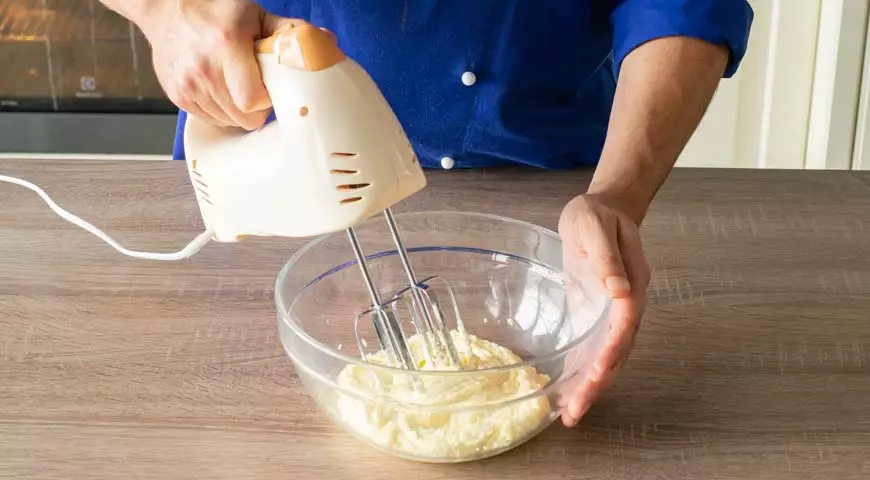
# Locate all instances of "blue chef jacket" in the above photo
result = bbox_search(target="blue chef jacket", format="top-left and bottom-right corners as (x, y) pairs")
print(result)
(172, 0), (753, 170)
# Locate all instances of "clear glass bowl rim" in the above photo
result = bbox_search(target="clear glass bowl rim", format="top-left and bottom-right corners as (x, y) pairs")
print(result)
(274, 210), (611, 376)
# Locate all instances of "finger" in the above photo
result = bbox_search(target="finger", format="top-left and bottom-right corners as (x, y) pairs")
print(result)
(171, 60), (232, 127)
(594, 299), (640, 375)
(559, 331), (621, 427)
(181, 102), (222, 126)
(192, 89), (234, 127)
(318, 26), (337, 42)
(222, 38), (272, 118)
(563, 372), (614, 427)
(576, 216), (631, 298)
(174, 88), (231, 127)
(566, 379), (599, 423)
(617, 217), (651, 294)
(260, 15), (306, 38)
(259, 15), (334, 41)
(583, 217), (647, 375)
(161, 69), (228, 127)
(209, 73), (269, 130)
(591, 218), (648, 373)
(565, 288), (643, 427)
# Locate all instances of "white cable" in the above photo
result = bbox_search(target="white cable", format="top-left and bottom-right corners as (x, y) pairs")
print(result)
(0, 174), (214, 261)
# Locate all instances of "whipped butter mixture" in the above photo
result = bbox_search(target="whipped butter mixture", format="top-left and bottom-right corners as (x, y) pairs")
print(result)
(335, 328), (552, 459)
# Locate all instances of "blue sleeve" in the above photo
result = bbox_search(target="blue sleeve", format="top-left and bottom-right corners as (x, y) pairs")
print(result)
(173, 110), (187, 160)
(252, 0), (310, 17)
(610, 0), (754, 78)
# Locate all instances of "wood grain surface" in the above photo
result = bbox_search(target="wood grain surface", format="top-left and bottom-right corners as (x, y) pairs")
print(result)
(1, 159), (869, 479)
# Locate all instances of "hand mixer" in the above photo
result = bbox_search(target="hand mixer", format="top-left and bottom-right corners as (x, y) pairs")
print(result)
(0, 21), (459, 370)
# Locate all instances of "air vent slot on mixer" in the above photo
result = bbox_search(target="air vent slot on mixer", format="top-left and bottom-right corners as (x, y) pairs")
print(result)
(336, 183), (370, 191)
(197, 187), (212, 205)
(191, 175), (212, 205)
(331, 153), (363, 205)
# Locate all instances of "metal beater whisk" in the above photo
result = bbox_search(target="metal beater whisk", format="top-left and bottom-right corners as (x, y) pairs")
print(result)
(348, 209), (460, 370)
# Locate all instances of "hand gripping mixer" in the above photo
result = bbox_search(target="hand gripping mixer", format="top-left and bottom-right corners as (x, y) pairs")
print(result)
(0, 21), (458, 370)
(185, 22), (460, 369)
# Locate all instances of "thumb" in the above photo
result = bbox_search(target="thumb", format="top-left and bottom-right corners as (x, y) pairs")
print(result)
(260, 15), (307, 38)
(579, 218), (632, 298)
(220, 16), (309, 116)
(222, 38), (271, 114)
(261, 15), (337, 44)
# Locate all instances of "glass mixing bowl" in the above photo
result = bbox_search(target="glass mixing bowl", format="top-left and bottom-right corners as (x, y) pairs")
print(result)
(276, 211), (610, 463)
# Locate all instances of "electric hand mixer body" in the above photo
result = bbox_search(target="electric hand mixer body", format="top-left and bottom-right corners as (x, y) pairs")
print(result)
(183, 23), (423, 241)
(184, 23), (459, 370)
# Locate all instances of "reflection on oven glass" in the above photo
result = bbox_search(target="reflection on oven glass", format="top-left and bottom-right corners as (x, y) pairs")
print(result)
(0, 0), (176, 113)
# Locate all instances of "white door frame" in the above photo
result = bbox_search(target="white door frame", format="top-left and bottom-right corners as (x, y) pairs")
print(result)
(752, 0), (822, 169)
(852, 2), (870, 171)
(805, 0), (870, 170)
(677, 0), (822, 169)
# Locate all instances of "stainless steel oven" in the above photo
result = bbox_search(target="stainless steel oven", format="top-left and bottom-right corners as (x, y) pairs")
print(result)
(0, 0), (177, 157)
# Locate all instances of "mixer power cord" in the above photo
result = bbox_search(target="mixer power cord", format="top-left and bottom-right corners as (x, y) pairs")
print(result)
(0, 175), (214, 261)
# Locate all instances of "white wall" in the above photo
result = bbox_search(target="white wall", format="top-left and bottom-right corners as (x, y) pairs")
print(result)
(851, 2), (870, 171)
(678, 0), (870, 170)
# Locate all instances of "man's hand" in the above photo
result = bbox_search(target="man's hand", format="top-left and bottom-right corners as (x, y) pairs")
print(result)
(555, 36), (728, 426)
(142, 0), (278, 130)
(100, 0), (302, 130)
(558, 193), (650, 427)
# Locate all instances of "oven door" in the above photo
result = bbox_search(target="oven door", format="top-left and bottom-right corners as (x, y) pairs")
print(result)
(0, 0), (178, 158)
(0, 112), (177, 157)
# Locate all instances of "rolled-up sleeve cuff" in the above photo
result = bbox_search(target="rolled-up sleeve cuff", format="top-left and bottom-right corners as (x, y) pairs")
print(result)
(611, 0), (754, 78)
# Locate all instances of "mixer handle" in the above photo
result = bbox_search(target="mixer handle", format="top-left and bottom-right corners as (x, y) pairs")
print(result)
(254, 20), (345, 72)
(182, 18), (348, 184)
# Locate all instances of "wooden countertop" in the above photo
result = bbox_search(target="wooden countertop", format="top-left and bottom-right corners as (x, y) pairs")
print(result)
(2, 159), (870, 479)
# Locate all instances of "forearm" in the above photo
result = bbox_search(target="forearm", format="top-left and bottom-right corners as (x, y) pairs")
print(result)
(588, 36), (729, 224)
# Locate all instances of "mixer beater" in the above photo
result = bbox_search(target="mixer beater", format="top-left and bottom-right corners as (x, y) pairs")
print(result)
(349, 209), (461, 370)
